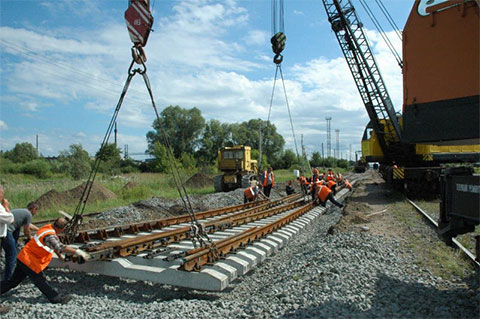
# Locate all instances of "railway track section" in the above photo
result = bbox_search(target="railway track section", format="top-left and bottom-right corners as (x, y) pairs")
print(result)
(51, 185), (353, 291)
(407, 199), (480, 268)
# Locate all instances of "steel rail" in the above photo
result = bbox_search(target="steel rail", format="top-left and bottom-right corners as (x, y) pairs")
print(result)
(180, 202), (314, 271)
(407, 199), (480, 268)
(81, 194), (304, 260)
(62, 198), (272, 243)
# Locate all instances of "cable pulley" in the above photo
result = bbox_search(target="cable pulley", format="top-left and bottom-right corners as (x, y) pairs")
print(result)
(271, 31), (286, 64)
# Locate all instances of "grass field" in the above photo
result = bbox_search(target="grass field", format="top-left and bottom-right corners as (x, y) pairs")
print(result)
(0, 168), (305, 222)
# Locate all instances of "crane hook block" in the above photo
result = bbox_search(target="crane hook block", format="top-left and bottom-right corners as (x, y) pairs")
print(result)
(271, 32), (286, 55)
(125, 0), (154, 48)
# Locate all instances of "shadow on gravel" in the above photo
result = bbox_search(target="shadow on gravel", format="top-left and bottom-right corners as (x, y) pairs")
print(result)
(350, 184), (403, 206)
(45, 269), (220, 303)
(279, 273), (479, 318)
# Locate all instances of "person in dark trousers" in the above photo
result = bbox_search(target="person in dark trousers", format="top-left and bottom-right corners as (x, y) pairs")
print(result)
(310, 168), (321, 201)
(261, 167), (275, 197)
(2, 202), (39, 281)
(285, 180), (295, 195)
(316, 184), (344, 208)
(1, 218), (91, 304)
(0, 184), (14, 314)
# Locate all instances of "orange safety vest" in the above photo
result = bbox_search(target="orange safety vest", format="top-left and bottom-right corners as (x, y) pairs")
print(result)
(336, 173), (343, 182)
(244, 186), (257, 200)
(310, 175), (321, 192)
(345, 180), (352, 190)
(263, 171), (275, 187)
(17, 224), (56, 274)
(326, 173), (333, 181)
(327, 180), (336, 189)
(317, 185), (332, 202)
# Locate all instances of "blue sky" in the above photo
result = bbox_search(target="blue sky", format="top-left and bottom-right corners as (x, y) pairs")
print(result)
(0, 0), (412, 160)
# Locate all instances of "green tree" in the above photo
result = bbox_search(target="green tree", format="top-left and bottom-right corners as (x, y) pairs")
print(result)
(150, 142), (170, 173)
(95, 143), (122, 175)
(281, 149), (298, 169)
(5, 142), (38, 163)
(59, 144), (91, 180)
(310, 151), (322, 168)
(21, 159), (52, 178)
(146, 105), (205, 158)
(196, 119), (233, 165)
(231, 119), (285, 168)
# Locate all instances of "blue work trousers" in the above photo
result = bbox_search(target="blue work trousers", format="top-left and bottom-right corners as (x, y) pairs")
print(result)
(1, 230), (19, 281)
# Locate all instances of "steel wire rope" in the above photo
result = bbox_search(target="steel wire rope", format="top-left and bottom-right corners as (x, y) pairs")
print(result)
(374, 0), (402, 42)
(0, 39), (148, 97)
(65, 61), (137, 242)
(358, 0), (403, 68)
(278, 65), (300, 163)
(139, 70), (215, 249)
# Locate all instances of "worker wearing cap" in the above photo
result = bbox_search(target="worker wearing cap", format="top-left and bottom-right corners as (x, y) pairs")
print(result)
(316, 184), (344, 208)
(0, 217), (91, 304)
(261, 167), (275, 198)
(244, 182), (266, 203)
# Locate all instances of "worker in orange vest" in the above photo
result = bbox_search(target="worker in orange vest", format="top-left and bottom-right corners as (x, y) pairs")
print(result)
(326, 169), (335, 181)
(344, 179), (352, 191)
(310, 168), (321, 201)
(297, 176), (309, 195)
(316, 184), (344, 208)
(261, 167), (275, 197)
(244, 182), (266, 203)
(0, 218), (91, 304)
(326, 179), (337, 195)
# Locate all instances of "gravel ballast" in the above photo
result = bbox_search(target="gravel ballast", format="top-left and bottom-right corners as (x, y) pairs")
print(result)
(2, 203), (478, 318)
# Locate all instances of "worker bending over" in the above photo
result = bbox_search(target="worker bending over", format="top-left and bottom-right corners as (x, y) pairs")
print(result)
(244, 183), (266, 203)
(316, 184), (344, 208)
(285, 180), (295, 195)
(326, 179), (337, 195)
(1, 218), (91, 304)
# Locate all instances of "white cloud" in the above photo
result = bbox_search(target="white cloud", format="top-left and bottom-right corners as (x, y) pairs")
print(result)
(0, 1), (403, 158)
(293, 10), (304, 15)
(0, 120), (8, 130)
(243, 30), (269, 46)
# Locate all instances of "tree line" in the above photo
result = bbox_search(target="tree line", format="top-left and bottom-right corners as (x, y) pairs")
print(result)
(0, 105), (351, 179)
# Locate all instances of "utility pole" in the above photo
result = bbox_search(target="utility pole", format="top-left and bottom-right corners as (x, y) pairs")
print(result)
(349, 144), (352, 161)
(325, 117), (332, 158)
(321, 142), (324, 159)
(124, 144), (129, 159)
(35, 134), (39, 156)
(301, 134), (312, 174)
(114, 121), (118, 147)
(335, 129), (340, 160)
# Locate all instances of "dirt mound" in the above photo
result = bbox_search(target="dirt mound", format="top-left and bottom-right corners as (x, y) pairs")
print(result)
(34, 181), (116, 210)
(122, 181), (138, 190)
(186, 173), (213, 188)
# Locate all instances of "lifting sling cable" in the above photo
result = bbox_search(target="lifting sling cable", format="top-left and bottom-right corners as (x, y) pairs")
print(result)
(65, 62), (136, 243)
(65, 1), (217, 252)
(358, 0), (403, 68)
(260, 0), (300, 171)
